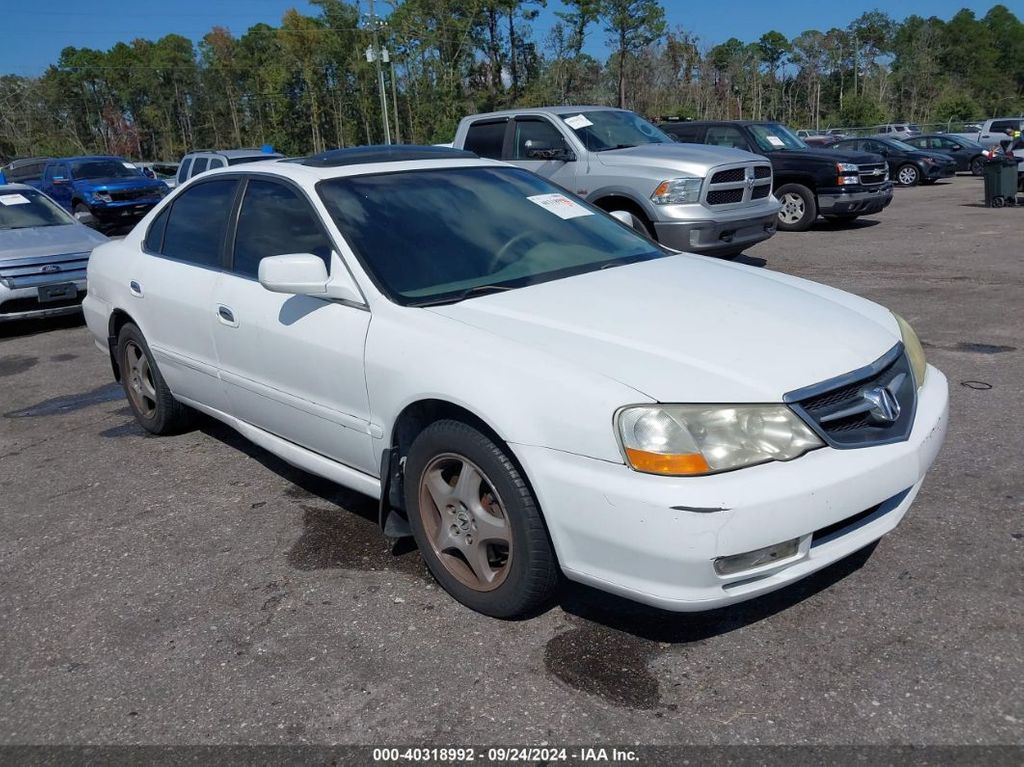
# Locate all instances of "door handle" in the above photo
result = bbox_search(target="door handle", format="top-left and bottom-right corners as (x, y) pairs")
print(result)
(217, 304), (238, 327)
(129, 280), (143, 297)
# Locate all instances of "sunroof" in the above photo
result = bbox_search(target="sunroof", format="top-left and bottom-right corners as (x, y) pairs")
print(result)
(300, 145), (478, 167)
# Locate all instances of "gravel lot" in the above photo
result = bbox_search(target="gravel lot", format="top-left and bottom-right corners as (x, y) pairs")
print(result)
(1, 175), (1021, 746)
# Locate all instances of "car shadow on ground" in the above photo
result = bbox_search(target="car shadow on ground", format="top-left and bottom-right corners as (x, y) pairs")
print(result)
(0, 313), (85, 341)
(811, 217), (882, 232)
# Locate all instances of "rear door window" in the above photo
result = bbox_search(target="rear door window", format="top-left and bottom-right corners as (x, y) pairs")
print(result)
(704, 125), (750, 150)
(464, 120), (508, 159)
(159, 178), (238, 268)
(176, 158), (193, 184)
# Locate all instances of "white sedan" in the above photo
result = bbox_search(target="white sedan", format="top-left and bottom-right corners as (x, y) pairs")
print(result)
(83, 146), (948, 618)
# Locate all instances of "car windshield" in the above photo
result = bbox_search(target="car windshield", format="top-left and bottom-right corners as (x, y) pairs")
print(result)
(0, 189), (75, 229)
(748, 123), (807, 151)
(70, 159), (142, 179)
(318, 166), (664, 306)
(558, 110), (673, 152)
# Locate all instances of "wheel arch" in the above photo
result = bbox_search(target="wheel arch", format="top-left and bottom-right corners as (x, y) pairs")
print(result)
(772, 174), (817, 192)
(590, 193), (654, 224)
(106, 308), (137, 381)
(378, 398), (540, 538)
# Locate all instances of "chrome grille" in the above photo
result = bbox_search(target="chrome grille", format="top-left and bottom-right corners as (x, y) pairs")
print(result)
(785, 345), (917, 449)
(857, 163), (888, 185)
(703, 162), (773, 206)
(0, 251), (90, 289)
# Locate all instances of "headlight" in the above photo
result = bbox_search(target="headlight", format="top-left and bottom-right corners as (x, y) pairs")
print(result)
(616, 404), (823, 476)
(836, 162), (858, 173)
(651, 177), (702, 205)
(894, 313), (927, 388)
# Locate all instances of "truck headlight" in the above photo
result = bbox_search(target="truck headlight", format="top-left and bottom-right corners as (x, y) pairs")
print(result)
(651, 177), (703, 205)
(616, 404), (823, 476)
(836, 162), (858, 173)
(894, 313), (927, 388)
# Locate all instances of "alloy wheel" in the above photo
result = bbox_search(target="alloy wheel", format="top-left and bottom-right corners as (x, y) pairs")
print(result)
(123, 340), (158, 419)
(417, 453), (513, 592)
(898, 166), (918, 185)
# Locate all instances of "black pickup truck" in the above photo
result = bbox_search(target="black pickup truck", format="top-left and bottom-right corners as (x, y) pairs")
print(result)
(660, 120), (894, 231)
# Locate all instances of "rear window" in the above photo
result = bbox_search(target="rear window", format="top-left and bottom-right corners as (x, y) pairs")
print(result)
(464, 121), (507, 159)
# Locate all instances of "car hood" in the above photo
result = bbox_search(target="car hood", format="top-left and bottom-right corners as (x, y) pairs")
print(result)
(429, 256), (900, 403)
(793, 147), (883, 164)
(597, 142), (762, 172)
(0, 223), (108, 260)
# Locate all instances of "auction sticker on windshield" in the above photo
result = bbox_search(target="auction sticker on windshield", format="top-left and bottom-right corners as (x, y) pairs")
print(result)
(0, 194), (31, 206)
(527, 193), (593, 219)
(564, 114), (594, 130)
(766, 135), (785, 147)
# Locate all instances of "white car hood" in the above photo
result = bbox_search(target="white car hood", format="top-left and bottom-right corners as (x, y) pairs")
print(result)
(429, 256), (900, 403)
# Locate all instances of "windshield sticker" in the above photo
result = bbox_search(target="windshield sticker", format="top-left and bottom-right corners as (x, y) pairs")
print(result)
(527, 193), (594, 219)
(564, 114), (594, 130)
(0, 193), (30, 206)
(765, 135), (785, 147)
(122, 162), (136, 169)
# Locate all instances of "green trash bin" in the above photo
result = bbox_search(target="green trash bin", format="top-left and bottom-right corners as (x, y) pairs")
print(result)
(983, 157), (1018, 207)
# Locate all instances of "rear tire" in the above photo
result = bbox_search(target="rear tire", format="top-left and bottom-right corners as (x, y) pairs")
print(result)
(404, 420), (559, 618)
(775, 184), (817, 231)
(970, 156), (985, 176)
(116, 323), (194, 435)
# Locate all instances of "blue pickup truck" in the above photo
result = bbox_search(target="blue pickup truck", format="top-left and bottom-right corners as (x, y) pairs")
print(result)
(32, 156), (168, 230)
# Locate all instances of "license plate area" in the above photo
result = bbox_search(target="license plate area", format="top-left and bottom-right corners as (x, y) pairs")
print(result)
(37, 282), (78, 303)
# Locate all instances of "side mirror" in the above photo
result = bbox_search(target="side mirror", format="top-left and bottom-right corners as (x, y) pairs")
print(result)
(258, 253), (364, 305)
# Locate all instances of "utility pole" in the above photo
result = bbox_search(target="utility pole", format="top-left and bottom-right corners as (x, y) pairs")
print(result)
(365, 0), (391, 145)
(384, 48), (401, 144)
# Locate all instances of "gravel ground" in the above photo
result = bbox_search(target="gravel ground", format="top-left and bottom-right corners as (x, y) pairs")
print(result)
(0, 175), (1021, 746)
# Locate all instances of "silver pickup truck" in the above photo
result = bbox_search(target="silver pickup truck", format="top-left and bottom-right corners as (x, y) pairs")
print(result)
(452, 106), (781, 258)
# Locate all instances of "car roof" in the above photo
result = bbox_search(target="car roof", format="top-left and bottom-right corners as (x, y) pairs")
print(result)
(187, 149), (284, 159)
(465, 105), (623, 120)
(194, 145), (504, 184)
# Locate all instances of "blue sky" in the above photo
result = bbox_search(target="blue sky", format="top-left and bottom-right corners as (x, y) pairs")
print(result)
(1, 0), (1019, 76)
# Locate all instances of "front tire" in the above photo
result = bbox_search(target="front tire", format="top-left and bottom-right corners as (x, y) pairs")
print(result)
(116, 323), (194, 435)
(775, 184), (817, 231)
(896, 164), (919, 186)
(404, 420), (559, 618)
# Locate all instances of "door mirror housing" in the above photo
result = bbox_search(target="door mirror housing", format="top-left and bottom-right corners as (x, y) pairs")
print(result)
(258, 253), (364, 305)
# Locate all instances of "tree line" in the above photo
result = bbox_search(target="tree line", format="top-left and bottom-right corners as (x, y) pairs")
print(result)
(1, 0), (1022, 162)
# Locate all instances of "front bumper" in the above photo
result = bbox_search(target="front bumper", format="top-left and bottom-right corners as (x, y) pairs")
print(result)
(0, 278), (87, 321)
(818, 183), (894, 215)
(512, 365), (948, 612)
(653, 206), (780, 255)
(924, 163), (957, 180)
(88, 198), (161, 223)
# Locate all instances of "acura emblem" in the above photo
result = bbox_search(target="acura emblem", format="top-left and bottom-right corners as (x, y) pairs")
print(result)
(862, 386), (901, 423)
(41, 264), (62, 273)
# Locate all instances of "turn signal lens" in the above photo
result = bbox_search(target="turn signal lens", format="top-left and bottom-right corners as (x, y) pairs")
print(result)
(624, 449), (710, 475)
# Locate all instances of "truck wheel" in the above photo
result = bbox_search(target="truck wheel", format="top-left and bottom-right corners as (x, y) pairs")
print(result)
(896, 164), (919, 186)
(970, 156), (984, 176)
(73, 203), (96, 227)
(775, 184), (817, 232)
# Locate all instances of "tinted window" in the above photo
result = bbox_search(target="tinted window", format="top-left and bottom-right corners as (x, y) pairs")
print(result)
(191, 157), (210, 177)
(227, 154), (282, 166)
(318, 166), (662, 305)
(662, 124), (701, 143)
(705, 125), (749, 150)
(210, 158), (226, 169)
(45, 164), (68, 182)
(512, 119), (568, 160)
(176, 158), (193, 184)
(144, 207), (169, 252)
(160, 179), (237, 267)
(990, 120), (1018, 133)
(232, 180), (332, 279)
(464, 121), (507, 159)
(70, 159), (141, 179)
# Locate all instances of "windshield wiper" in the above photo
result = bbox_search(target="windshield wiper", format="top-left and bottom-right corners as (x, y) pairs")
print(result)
(411, 284), (515, 307)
